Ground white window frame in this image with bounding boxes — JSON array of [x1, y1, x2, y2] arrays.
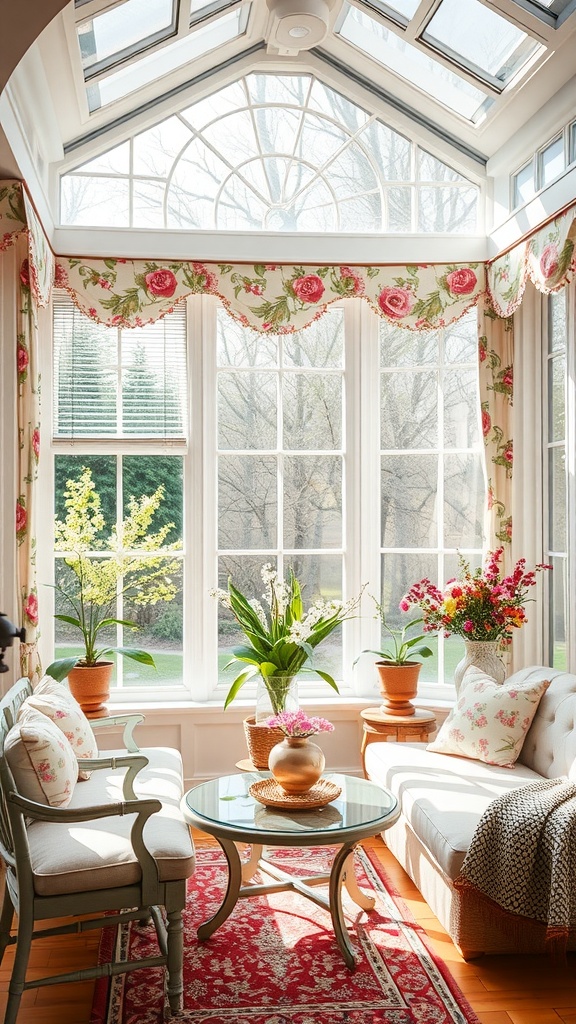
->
[[40, 292, 484, 705]]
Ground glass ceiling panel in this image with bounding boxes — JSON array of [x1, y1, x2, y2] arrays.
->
[[78, 0, 175, 73], [87, 7, 247, 111], [337, 4, 493, 122], [359, 0, 421, 20], [423, 0, 541, 85]]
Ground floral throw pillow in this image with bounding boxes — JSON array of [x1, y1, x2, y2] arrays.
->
[[4, 705, 78, 807], [427, 668, 551, 768], [21, 683, 98, 781]]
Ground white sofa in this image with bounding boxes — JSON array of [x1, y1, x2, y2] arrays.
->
[[364, 666, 576, 957]]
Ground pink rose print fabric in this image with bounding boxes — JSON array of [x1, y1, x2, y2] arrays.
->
[[56, 257, 485, 333], [24, 677, 98, 780], [428, 667, 550, 767], [5, 705, 78, 807]]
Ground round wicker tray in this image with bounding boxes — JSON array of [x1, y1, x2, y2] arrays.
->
[[249, 777, 342, 810]]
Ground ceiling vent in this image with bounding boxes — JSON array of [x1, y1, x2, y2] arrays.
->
[[266, 0, 332, 54]]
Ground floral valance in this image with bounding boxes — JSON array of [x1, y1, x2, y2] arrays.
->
[[4, 174, 576, 332], [0, 179, 53, 307], [55, 257, 485, 333], [487, 203, 576, 317]]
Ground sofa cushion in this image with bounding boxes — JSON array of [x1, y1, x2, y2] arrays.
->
[[27, 746, 195, 896], [365, 740, 542, 879], [427, 669, 551, 767], [21, 683, 98, 780], [4, 705, 78, 808]]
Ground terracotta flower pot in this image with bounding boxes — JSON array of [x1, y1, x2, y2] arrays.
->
[[376, 661, 422, 717], [67, 661, 113, 718]]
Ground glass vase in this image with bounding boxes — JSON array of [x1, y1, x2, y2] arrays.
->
[[453, 640, 506, 695], [255, 675, 298, 722]]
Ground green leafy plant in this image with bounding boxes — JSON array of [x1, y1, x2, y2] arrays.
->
[[46, 466, 180, 682], [354, 597, 434, 667], [212, 563, 364, 713]]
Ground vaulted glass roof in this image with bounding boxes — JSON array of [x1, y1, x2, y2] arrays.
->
[[7, 0, 576, 235]]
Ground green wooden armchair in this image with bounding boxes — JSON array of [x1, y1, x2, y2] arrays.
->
[[0, 677, 195, 1024]]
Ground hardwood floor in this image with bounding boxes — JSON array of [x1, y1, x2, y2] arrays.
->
[[1, 832, 575, 1023]]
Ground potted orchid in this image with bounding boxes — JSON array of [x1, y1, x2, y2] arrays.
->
[[212, 564, 362, 768], [353, 596, 433, 715], [212, 564, 363, 714]]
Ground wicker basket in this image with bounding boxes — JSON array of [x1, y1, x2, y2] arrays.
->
[[243, 716, 284, 769]]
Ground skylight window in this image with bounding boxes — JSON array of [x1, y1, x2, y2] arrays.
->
[[422, 0, 541, 86], [78, 0, 176, 74], [337, 4, 493, 122], [360, 0, 421, 23], [86, 7, 248, 111]]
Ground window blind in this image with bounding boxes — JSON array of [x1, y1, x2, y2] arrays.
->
[[53, 294, 187, 439]]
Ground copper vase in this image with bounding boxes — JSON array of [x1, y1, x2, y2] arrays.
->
[[268, 736, 325, 794]]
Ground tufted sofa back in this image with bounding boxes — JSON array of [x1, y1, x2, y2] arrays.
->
[[513, 666, 576, 779]]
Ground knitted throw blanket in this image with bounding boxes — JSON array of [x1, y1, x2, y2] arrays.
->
[[453, 777, 576, 952]]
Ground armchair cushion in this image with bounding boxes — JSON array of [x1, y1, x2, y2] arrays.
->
[[28, 745, 195, 896], [21, 684, 98, 780], [4, 706, 78, 807]]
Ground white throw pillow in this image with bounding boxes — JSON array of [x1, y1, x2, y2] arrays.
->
[[22, 681, 98, 780], [4, 705, 78, 807], [427, 667, 551, 768]]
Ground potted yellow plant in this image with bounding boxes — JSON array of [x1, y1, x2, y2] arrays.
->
[[47, 467, 180, 715]]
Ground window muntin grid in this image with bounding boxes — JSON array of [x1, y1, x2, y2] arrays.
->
[[61, 72, 479, 232]]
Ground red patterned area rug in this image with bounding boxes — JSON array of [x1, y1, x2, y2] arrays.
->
[[91, 845, 479, 1024]]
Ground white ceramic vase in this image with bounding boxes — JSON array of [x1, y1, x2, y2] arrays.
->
[[453, 640, 506, 695]]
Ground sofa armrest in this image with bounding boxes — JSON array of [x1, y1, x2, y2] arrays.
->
[[80, 753, 150, 799], [91, 714, 145, 753]]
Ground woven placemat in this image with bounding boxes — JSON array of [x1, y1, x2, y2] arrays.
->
[[249, 777, 342, 809]]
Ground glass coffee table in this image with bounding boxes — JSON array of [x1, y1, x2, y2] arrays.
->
[[181, 772, 399, 969]]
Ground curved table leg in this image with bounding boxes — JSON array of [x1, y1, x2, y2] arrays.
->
[[197, 837, 242, 941], [241, 843, 264, 883], [342, 851, 376, 911], [329, 842, 360, 971]]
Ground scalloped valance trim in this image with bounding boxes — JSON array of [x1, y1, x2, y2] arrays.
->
[[4, 179, 576, 330], [55, 257, 485, 332], [487, 203, 576, 317]]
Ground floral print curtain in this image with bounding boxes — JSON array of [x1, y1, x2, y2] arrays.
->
[[477, 294, 514, 569], [0, 182, 51, 681]]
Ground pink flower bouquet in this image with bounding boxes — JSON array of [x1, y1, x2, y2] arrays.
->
[[400, 548, 551, 648], [266, 710, 334, 737]]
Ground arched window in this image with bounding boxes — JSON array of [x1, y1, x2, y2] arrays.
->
[[61, 72, 479, 233]]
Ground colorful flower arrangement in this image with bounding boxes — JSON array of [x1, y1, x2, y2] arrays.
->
[[400, 548, 551, 647], [211, 563, 363, 712], [266, 710, 335, 738]]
